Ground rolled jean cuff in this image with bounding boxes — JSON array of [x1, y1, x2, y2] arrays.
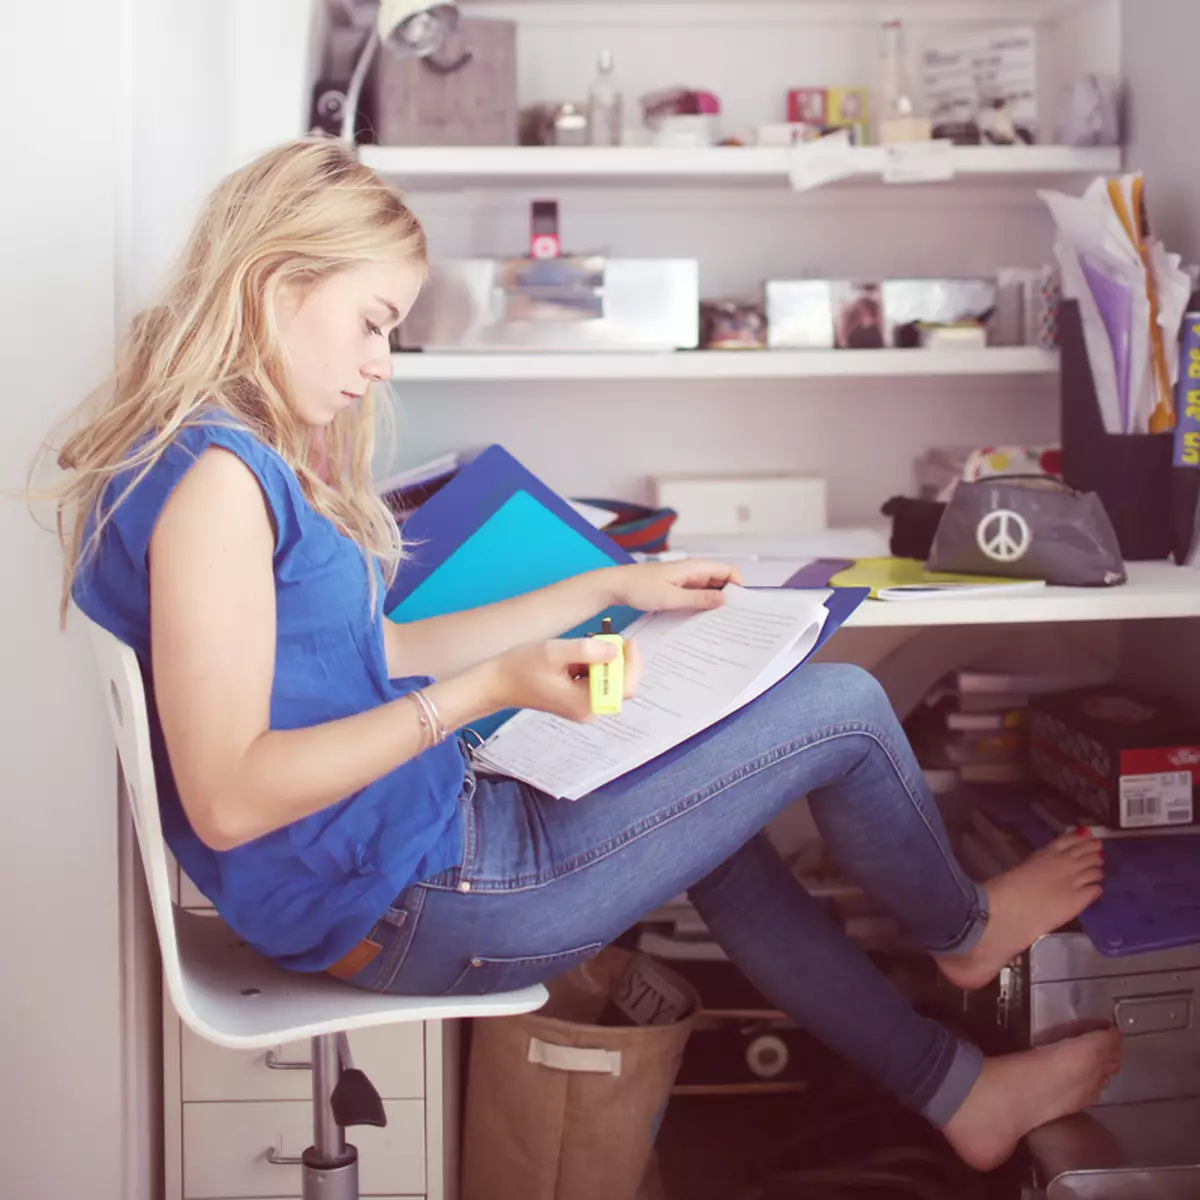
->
[[930, 878, 990, 957], [921, 1039, 984, 1128]]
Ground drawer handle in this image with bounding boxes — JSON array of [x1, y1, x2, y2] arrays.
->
[[1113, 991, 1193, 1037], [264, 1049, 311, 1071], [266, 1147, 304, 1167]]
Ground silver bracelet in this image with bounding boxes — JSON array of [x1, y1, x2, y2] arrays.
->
[[407, 691, 434, 750], [410, 687, 447, 747]]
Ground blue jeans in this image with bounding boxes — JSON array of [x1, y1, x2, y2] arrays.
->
[[344, 664, 989, 1127]]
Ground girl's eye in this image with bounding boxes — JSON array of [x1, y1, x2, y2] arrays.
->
[[365, 320, 384, 337]]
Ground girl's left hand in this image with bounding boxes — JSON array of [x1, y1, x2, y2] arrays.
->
[[605, 559, 743, 613]]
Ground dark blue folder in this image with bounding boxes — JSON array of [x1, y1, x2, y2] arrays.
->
[[385, 444, 636, 624]]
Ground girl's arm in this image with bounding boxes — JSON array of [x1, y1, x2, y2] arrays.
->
[[149, 449, 510, 852], [382, 569, 617, 680]]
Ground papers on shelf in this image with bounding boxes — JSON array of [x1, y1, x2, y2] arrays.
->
[[883, 140, 956, 185], [1040, 174, 1193, 434], [787, 129, 858, 192]]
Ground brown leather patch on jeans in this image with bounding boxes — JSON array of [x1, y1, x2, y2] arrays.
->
[[327, 936, 383, 981]]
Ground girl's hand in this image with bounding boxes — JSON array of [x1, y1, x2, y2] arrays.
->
[[483, 636, 643, 723], [605, 559, 743, 614]]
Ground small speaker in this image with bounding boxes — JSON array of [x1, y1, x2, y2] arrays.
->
[[310, 80, 350, 137]]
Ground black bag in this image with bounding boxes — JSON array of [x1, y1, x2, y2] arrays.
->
[[925, 476, 1127, 587]]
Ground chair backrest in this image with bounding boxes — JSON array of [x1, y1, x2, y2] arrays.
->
[[78, 610, 191, 1012]]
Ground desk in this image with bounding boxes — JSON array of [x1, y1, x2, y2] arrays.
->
[[845, 562, 1200, 629]]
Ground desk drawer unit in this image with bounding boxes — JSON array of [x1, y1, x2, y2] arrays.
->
[[181, 1024, 425, 1102], [1028, 932, 1200, 1107], [183, 1099, 425, 1197]]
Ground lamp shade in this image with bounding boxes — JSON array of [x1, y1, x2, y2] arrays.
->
[[377, 0, 460, 58]]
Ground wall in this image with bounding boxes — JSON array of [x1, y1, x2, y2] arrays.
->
[[0, 0, 127, 1195], [1123, 0, 1200, 262], [385, 0, 1120, 515], [1, 1, 318, 1195]]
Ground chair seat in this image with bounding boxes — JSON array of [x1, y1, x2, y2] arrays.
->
[[176, 909, 547, 1050]]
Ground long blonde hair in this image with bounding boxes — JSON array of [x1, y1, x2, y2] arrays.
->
[[41, 137, 426, 622]]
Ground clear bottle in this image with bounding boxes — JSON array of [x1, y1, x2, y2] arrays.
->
[[587, 50, 623, 146], [880, 17, 916, 120]]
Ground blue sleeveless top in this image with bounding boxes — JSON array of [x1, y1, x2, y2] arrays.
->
[[72, 418, 465, 972]]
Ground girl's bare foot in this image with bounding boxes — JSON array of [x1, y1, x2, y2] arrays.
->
[[943, 1027, 1122, 1172], [938, 832, 1104, 991]]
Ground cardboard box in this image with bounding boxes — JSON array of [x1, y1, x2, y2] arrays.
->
[[651, 473, 827, 537], [1029, 686, 1200, 830]]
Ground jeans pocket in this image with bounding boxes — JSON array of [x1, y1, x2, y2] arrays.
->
[[441, 940, 605, 997], [340, 892, 425, 994]]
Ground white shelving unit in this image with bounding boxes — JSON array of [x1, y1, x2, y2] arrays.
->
[[361, 144, 1122, 190], [392, 346, 1058, 382]]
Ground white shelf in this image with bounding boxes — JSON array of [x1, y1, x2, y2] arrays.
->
[[391, 347, 1058, 382], [845, 563, 1200, 629], [361, 144, 1122, 189]]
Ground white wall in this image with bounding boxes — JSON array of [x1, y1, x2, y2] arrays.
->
[[1123, 0, 1200, 263], [0, 0, 127, 1195], [0, 1, 318, 1195]]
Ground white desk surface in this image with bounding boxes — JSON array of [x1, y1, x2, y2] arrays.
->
[[845, 562, 1200, 629], [665, 533, 1199, 630]]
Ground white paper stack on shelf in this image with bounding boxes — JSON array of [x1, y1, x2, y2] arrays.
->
[[1040, 173, 1193, 434]]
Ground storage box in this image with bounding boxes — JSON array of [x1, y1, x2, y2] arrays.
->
[[786, 88, 828, 124], [399, 258, 699, 351], [1029, 686, 1200, 830], [651, 474, 827, 537], [1027, 931, 1200, 1106], [366, 18, 518, 146], [1023, 935, 1200, 1197], [765, 281, 835, 349]]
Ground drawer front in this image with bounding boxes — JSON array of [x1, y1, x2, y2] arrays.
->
[[1032, 969, 1200, 1106], [182, 1024, 424, 1102], [183, 1099, 425, 1197]]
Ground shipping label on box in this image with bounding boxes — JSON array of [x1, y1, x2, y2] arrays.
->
[[1029, 687, 1200, 830]]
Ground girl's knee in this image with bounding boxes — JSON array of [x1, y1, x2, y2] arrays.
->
[[798, 663, 897, 728]]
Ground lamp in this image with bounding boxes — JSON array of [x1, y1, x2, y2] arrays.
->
[[341, 0, 461, 144]]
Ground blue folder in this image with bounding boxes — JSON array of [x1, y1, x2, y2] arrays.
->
[[386, 444, 635, 624]]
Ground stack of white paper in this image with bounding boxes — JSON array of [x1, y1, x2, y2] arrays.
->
[[1040, 174, 1193, 435], [474, 585, 831, 800]]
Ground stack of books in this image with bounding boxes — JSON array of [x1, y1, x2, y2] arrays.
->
[[907, 665, 1112, 792]]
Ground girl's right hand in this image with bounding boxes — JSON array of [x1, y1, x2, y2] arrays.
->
[[483, 636, 640, 723]]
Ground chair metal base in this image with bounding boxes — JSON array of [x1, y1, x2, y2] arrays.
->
[[306, 1033, 362, 1200], [302, 1146, 359, 1200]]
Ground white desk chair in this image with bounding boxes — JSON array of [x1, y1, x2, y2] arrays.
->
[[81, 612, 546, 1200]]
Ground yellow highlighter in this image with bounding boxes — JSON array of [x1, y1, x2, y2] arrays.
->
[[588, 617, 625, 715]]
